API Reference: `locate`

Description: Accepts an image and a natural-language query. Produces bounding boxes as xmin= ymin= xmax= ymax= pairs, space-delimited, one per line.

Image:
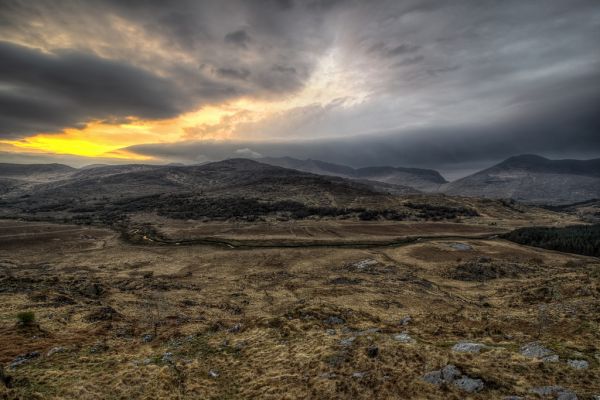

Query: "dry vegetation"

xmin=0 ymin=216 xmax=598 ymax=399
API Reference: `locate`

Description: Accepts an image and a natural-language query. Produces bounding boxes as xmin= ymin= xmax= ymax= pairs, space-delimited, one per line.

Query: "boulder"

xmin=567 ymin=359 xmax=588 ymax=370
xmin=452 ymin=342 xmax=488 ymax=353
xmin=453 ymin=377 xmax=484 ymax=393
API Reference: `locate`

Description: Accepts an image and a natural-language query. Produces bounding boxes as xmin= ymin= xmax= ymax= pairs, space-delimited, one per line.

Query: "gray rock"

xmin=520 ymin=342 xmax=555 ymax=359
xmin=352 ymin=371 xmax=368 ymax=378
xmin=421 ymin=370 xmax=443 ymax=385
xmin=142 ymin=334 xmax=154 ymax=343
xmin=449 ymin=242 xmax=473 ymax=251
xmin=399 ymin=315 xmax=412 ymax=326
xmin=339 ymin=337 xmax=356 ymax=346
xmin=567 ymin=359 xmax=588 ymax=369
xmin=393 ymin=332 xmax=414 ymax=343
xmin=208 ymin=369 xmax=219 ymax=378
xmin=161 ymin=352 xmax=174 ymax=363
xmin=227 ymin=323 xmax=242 ymax=333
xmin=530 ymin=386 xmax=566 ymax=396
xmin=453 ymin=376 xmax=484 ymax=393
xmin=543 ymin=354 xmax=560 ymax=362
xmin=349 ymin=259 xmax=378 ymax=271
xmin=452 ymin=342 xmax=488 ymax=353
xmin=326 ymin=329 xmax=336 ymax=335
xmin=9 ymin=351 xmax=40 ymax=369
xmin=324 ymin=316 xmax=345 ymax=325
xmin=530 ymin=386 xmax=578 ymax=400
xmin=46 ymin=347 xmax=65 ymax=357
xmin=441 ymin=364 xmax=461 ymax=382
xmin=557 ymin=393 xmax=578 ymax=400
xmin=422 ymin=364 xmax=462 ymax=386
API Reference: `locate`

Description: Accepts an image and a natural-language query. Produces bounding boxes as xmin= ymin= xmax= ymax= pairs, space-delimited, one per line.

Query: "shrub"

xmin=16 ymin=311 xmax=35 ymax=326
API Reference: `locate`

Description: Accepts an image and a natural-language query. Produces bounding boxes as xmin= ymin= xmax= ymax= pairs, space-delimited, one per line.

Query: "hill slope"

xmin=444 ymin=155 xmax=600 ymax=204
xmin=3 ymin=159 xmax=395 ymax=211
xmin=260 ymin=157 xmax=446 ymax=191
xmin=0 ymin=163 xmax=75 ymax=181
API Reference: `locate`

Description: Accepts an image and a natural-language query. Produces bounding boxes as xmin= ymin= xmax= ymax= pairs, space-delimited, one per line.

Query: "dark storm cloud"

xmin=224 ymin=30 xmax=251 ymax=48
xmin=0 ymin=0 xmax=335 ymax=136
xmin=0 ymin=41 xmax=190 ymax=136
xmin=124 ymin=86 xmax=600 ymax=178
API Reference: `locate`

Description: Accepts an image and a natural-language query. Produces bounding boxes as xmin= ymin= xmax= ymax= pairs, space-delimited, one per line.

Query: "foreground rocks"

xmin=520 ymin=342 xmax=559 ymax=362
xmin=422 ymin=364 xmax=484 ymax=393
xmin=530 ymin=386 xmax=578 ymax=400
xmin=452 ymin=341 xmax=488 ymax=353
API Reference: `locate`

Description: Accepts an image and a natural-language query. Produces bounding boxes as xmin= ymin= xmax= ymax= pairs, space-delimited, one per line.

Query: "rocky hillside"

xmin=443 ymin=155 xmax=600 ymax=205
xmin=260 ymin=157 xmax=447 ymax=192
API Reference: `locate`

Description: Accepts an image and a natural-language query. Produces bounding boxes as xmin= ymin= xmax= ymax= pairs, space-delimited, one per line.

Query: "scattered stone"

xmin=422 ymin=364 xmax=485 ymax=393
xmin=323 ymin=316 xmax=345 ymax=325
xmin=208 ymin=369 xmax=219 ymax=378
xmin=393 ymin=332 xmax=414 ymax=343
xmin=441 ymin=364 xmax=461 ymax=382
xmin=366 ymin=346 xmax=379 ymax=358
xmin=227 ymin=323 xmax=242 ymax=333
xmin=9 ymin=351 xmax=40 ymax=369
xmin=352 ymin=371 xmax=368 ymax=379
xmin=422 ymin=370 xmax=443 ymax=385
xmin=339 ymin=337 xmax=356 ymax=346
xmin=520 ymin=342 xmax=557 ymax=361
xmin=348 ymin=259 xmax=378 ymax=271
xmin=567 ymin=359 xmax=588 ymax=369
xmin=530 ymin=386 xmax=578 ymax=400
xmin=326 ymin=329 xmax=336 ymax=335
xmin=142 ymin=334 xmax=154 ymax=343
xmin=452 ymin=342 xmax=488 ymax=353
xmin=453 ymin=376 xmax=484 ymax=393
xmin=162 ymin=352 xmax=174 ymax=363
xmin=399 ymin=315 xmax=412 ymax=326
xmin=47 ymin=347 xmax=65 ymax=357
xmin=448 ymin=242 xmax=472 ymax=251
xmin=543 ymin=354 xmax=560 ymax=363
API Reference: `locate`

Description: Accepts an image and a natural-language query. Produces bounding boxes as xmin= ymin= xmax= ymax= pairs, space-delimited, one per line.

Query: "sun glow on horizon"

xmin=1 ymin=48 xmax=369 ymax=161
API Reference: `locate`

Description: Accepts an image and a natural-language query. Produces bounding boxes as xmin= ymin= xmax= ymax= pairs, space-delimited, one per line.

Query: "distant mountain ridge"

xmin=260 ymin=156 xmax=447 ymax=192
xmin=443 ymin=154 xmax=600 ymax=204
xmin=2 ymin=154 xmax=599 ymax=205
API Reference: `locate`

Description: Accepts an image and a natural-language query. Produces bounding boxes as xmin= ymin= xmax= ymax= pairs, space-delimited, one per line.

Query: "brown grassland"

xmin=0 ymin=212 xmax=598 ymax=399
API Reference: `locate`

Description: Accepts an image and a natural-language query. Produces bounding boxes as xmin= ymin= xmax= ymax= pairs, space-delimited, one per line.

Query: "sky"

xmin=0 ymin=0 xmax=599 ymax=178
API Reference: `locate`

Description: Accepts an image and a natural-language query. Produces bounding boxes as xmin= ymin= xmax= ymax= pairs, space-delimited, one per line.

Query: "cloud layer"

xmin=0 ymin=0 xmax=599 ymax=167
